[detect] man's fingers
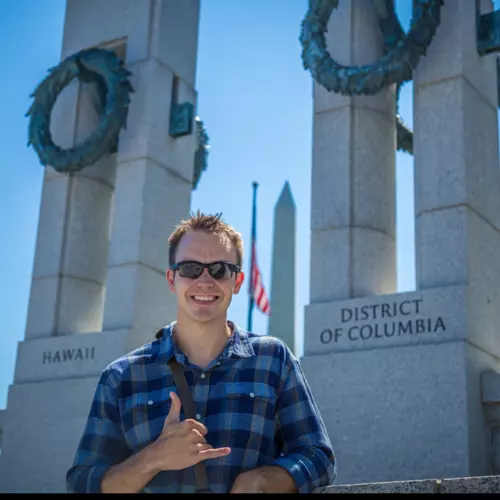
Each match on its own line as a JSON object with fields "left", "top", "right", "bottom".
{"left": 188, "top": 428, "right": 207, "bottom": 444}
{"left": 181, "top": 419, "right": 208, "bottom": 436}
{"left": 192, "top": 442, "right": 212, "bottom": 453}
{"left": 198, "top": 447, "right": 232, "bottom": 460}
{"left": 164, "top": 392, "right": 182, "bottom": 426}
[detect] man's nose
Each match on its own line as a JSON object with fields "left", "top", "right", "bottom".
{"left": 196, "top": 268, "right": 214, "bottom": 283}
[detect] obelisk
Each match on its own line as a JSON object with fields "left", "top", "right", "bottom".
{"left": 268, "top": 181, "right": 296, "bottom": 354}
{"left": 0, "top": 0, "right": 200, "bottom": 492}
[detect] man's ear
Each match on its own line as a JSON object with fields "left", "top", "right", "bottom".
{"left": 166, "top": 269, "right": 176, "bottom": 292}
{"left": 232, "top": 271, "right": 245, "bottom": 295}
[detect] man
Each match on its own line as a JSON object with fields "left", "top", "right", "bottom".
{"left": 67, "top": 212, "right": 336, "bottom": 493}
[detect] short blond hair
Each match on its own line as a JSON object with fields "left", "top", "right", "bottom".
{"left": 168, "top": 211, "right": 244, "bottom": 267}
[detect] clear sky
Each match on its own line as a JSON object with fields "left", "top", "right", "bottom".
{"left": 1, "top": 0, "right": 483, "bottom": 409}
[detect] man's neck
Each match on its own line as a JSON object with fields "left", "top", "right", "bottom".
{"left": 173, "top": 315, "right": 232, "bottom": 369}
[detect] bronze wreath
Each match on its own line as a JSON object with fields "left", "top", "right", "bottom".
{"left": 300, "top": 0, "right": 443, "bottom": 96}
{"left": 26, "top": 48, "right": 133, "bottom": 172}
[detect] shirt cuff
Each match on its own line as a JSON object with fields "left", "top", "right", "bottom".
{"left": 272, "top": 454, "right": 313, "bottom": 494}
{"left": 67, "top": 464, "right": 112, "bottom": 493}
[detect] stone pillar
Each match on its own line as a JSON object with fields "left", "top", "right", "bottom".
{"left": 0, "top": 0, "right": 200, "bottom": 492}
{"left": 268, "top": 181, "right": 296, "bottom": 354}
{"left": 25, "top": 67, "right": 116, "bottom": 339}
{"left": 102, "top": 0, "right": 200, "bottom": 351}
{"left": 414, "top": 0, "right": 500, "bottom": 356}
{"left": 310, "top": 0, "right": 396, "bottom": 304}
{"left": 413, "top": 0, "right": 500, "bottom": 475}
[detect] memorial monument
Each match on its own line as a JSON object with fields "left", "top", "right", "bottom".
{"left": 268, "top": 181, "right": 297, "bottom": 354}
{"left": 300, "top": 0, "right": 500, "bottom": 485}
{"left": 0, "top": 0, "right": 202, "bottom": 492}
{"left": 5, "top": 0, "right": 500, "bottom": 493}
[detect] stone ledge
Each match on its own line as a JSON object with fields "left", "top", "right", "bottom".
{"left": 314, "top": 475, "right": 500, "bottom": 493}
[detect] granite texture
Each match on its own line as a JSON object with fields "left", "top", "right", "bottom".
{"left": 414, "top": 77, "right": 500, "bottom": 230}
{"left": 310, "top": 0, "right": 396, "bottom": 302}
{"left": 103, "top": 262, "right": 178, "bottom": 352}
{"left": 61, "top": 0, "right": 153, "bottom": 65}
{"left": 0, "top": 377, "right": 103, "bottom": 493}
{"left": 413, "top": 0, "right": 497, "bottom": 110}
{"left": 115, "top": 59, "right": 197, "bottom": 182}
{"left": 153, "top": 0, "right": 200, "bottom": 85}
{"left": 24, "top": 277, "right": 59, "bottom": 339}
{"left": 314, "top": 476, "right": 500, "bottom": 493}
{"left": 61, "top": 175, "right": 113, "bottom": 285}
{"left": 482, "top": 372, "right": 500, "bottom": 404}
{"left": 315, "top": 479, "right": 438, "bottom": 493}
{"left": 31, "top": 176, "right": 70, "bottom": 280}
{"left": 304, "top": 285, "right": 467, "bottom": 356}
{"left": 414, "top": 0, "right": 500, "bottom": 300}
{"left": 13, "top": 330, "right": 127, "bottom": 383}
{"left": 56, "top": 277, "right": 104, "bottom": 334}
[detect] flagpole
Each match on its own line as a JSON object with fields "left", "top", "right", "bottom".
{"left": 247, "top": 181, "right": 258, "bottom": 332}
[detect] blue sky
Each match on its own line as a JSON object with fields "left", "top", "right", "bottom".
{"left": 0, "top": 0, "right": 478, "bottom": 409}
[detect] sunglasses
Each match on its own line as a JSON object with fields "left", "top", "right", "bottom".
{"left": 170, "top": 261, "right": 241, "bottom": 280}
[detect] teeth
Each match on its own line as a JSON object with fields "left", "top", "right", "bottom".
{"left": 193, "top": 296, "right": 216, "bottom": 302}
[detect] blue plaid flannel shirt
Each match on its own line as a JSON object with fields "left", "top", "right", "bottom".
{"left": 66, "top": 322, "right": 336, "bottom": 493}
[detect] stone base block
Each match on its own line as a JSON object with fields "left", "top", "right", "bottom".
{"left": 13, "top": 329, "right": 127, "bottom": 383}
{"left": 315, "top": 475, "right": 500, "bottom": 493}
{"left": 0, "top": 377, "right": 102, "bottom": 493}
{"left": 301, "top": 339, "right": 500, "bottom": 485}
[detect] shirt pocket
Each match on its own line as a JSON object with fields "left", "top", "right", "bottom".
{"left": 224, "top": 382, "right": 276, "bottom": 434}
{"left": 120, "top": 389, "right": 175, "bottom": 452}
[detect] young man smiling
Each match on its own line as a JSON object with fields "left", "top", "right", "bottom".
{"left": 67, "top": 212, "right": 336, "bottom": 493}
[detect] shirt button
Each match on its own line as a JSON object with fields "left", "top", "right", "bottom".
{"left": 196, "top": 413, "right": 202, "bottom": 420}
{"left": 148, "top": 400, "right": 154, "bottom": 406}
{"left": 250, "top": 393, "right": 255, "bottom": 398}
{"left": 200, "top": 373, "right": 206, "bottom": 379}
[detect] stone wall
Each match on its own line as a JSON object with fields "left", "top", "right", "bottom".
{"left": 315, "top": 475, "right": 500, "bottom": 493}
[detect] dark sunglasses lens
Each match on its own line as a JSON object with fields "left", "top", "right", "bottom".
{"left": 209, "top": 262, "right": 232, "bottom": 279}
{"left": 178, "top": 262, "right": 203, "bottom": 278}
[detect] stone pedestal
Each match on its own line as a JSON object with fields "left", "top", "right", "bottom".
{"left": 302, "top": 0, "right": 500, "bottom": 485}
{"left": 0, "top": 0, "right": 200, "bottom": 492}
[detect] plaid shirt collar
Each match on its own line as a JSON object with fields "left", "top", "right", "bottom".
{"left": 157, "top": 321, "right": 255, "bottom": 367}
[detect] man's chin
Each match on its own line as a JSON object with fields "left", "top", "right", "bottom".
{"left": 187, "top": 309, "right": 221, "bottom": 323}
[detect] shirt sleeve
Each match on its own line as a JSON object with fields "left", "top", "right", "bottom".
{"left": 66, "top": 368, "right": 130, "bottom": 493}
{"left": 272, "top": 357, "right": 337, "bottom": 493}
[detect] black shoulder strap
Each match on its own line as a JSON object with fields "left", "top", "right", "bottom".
{"left": 167, "top": 358, "right": 210, "bottom": 494}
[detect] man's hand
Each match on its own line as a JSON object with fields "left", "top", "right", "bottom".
{"left": 147, "top": 392, "right": 231, "bottom": 473}
{"left": 101, "top": 392, "right": 230, "bottom": 493}
{"left": 230, "top": 466, "right": 297, "bottom": 493}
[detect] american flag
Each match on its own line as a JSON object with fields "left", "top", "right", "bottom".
{"left": 250, "top": 242, "right": 271, "bottom": 315}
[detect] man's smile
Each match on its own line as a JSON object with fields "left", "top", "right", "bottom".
{"left": 191, "top": 295, "right": 219, "bottom": 304}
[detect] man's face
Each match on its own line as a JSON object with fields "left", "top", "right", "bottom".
{"left": 166, "top": 230, "right": 245, "bottom": 323}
